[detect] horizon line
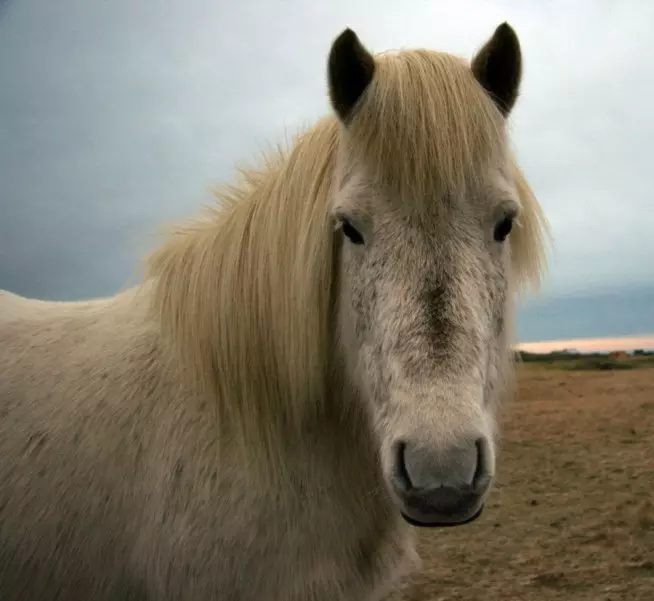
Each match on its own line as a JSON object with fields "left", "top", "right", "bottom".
{"left": 516, "top": 333, "right": 654, "bottom": 354}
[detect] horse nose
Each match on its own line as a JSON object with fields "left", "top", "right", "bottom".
{"left": 390, "top": 437, "right": 492, "bottom": 526}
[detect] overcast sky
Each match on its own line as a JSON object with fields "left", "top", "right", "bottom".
{"left": 1, "top": 0, "right": 652, "bottom": 342}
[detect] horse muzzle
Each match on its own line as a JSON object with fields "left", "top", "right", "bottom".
{"left": 388, "top": 436, "right": 493, "bottom": 528}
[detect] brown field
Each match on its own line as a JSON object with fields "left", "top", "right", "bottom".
{"left": 390, "top": 362, "right": 654, "bottom": 601}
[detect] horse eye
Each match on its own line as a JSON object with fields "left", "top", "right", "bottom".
{"left": 341, "top": 219, "right": 364, "bottom": 245}
{"left": 493, "top": 215, "right": 514, "bottom": 243}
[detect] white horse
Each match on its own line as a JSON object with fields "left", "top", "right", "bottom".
{"left": 0, "top": 22, "right": 548, "bottom": 601}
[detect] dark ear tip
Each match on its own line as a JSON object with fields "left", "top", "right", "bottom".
{"left": 336, "top": 27, "right": 357, "bottom": 43}
{"left": 493, "top": 22, "right": 520, "bottom": 49}
{"left": 496, "top": 21, "right": 513, "bottom": 34}
{"left": 329, "top": 28, "right": 365, "bottom": 65}
{"left": 330, "top": 28, "right": 359, "bottom": 57}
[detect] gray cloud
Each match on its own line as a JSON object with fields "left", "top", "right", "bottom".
{"left": 1, "top": 0, "right": 652, "bottom": 339}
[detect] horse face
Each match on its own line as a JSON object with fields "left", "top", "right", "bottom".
{"left": 328, "top": 25, "right": 524, "bottom": 527}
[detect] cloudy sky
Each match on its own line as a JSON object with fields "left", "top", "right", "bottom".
{"left": 1, "top": 0, "right": 652, "bottom": 343}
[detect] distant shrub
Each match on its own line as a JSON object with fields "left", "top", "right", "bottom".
{"left": 517, "top": 350, "right": 597, "bottom": 364}
{"left": 565, "top": 357, "right": 635, "bottom": 371}
{"left": 517, "top": 351, "right": 559, "bottom": 363}
{"left": 516, "top": 350, "right": 654, "bottom": 370}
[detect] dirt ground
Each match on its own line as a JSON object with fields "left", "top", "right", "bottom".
{"left": 390, "top": 364, "right": 654, "bottom": 601}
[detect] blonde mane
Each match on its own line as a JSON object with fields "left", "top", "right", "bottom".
{"left": 145, "top": 48, "right": 548, "bottom": 449}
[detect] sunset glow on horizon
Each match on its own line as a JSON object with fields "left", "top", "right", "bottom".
{"left": 516, "top": 334, "right": 654, "bottom": 354}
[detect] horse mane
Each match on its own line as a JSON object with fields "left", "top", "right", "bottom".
{"left": 146, "top": 119, "right": 341, "bottom": 451}
{"left": 144, "top": 47, "right": 548, "bottom": 450}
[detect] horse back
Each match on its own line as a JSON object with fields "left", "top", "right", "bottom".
{"left": 0, "top": 288, "right": 160, "bottom": 600}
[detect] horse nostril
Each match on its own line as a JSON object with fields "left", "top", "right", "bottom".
{"left": 472, "top": 437, "right": 492, "bottom": 493}
{"left": 393, "top": 441, "right": 413, "bottom": 492}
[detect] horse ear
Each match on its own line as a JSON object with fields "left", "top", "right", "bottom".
{"left": 471, "top": 22, "right": 522, "bottom": 116}
{"left": 328, "top": 28, "right": 376, "bottom": 123}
